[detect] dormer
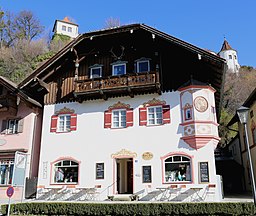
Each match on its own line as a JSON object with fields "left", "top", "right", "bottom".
{"left": 52, "top": 17, "right": 79, "bottom": 39}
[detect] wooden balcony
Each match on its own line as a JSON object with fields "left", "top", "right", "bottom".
{"left": 0, "top": 94, "right": 17, "bottom": 113}
{"left": 74, "top": 71, "right": 161, "bottom": 99}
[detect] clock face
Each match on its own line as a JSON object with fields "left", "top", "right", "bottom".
{"left": 194, "top": 96, "right": 208, "bottom": 112}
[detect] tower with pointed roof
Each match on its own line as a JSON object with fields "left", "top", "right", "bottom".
{"left": 52, "top": 17, "right": 79, "bottom": 39}
{"left": 218, "top": 39, "right": 240, "bottom": 73}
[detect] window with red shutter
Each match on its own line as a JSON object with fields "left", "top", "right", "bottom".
{"left": 163, "top": 105, "right": 171, "bottom": 124}
{"left": 50, "top": 115, "right": 58, "bottom": 132}
{"left": 139, "top": 107, "right": 147, "bottom": 126}
{"left": 70, "top": 114, "right": 77, "bottom": 131}
{"left": 126, "top": 108, "right": 133, "bottom": 127}
{"left": 104, "top": 110, "right": 112, "bottom": 128}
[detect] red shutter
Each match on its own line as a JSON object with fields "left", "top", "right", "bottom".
{"left": 50, "top": 115, "right": 58, "bottom": 132}
{"left": 139, "top": 107, "right": 147, "bottom": 126}
{"left": 126, "top": 108, "right": 133, "bottom": 127}
{"left": 104, "top": 110, "right": 112, "bottom": 128}
{"left": 70, "top": 114, "right": 77, "bottom": 131}
{"left": 163, "top": 105, "right": 171, "bottom": 124}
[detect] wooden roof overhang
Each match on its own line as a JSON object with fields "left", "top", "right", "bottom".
{"left": 19, "top": 24, "right": 226, "bottom": 118}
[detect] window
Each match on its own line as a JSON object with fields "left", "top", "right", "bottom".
{"left": 139, "top": 100, "right": 170, "bottom": 126}
{"left": 54, "top": 160, "right": 78, "bottom": 183}
{"left": 89, "top": 64, "right": 103, "bottom": 78}
{"left": 147, "top": 106, "right": 163, "bottom": 125}
{"left": 229, "top": 55, "right": 232, "bottom": 59}
{"left": 111, "top": 61, "right": 127, "bottom": 76}
{"left": 1, "top": 119, "right": 24, "bottom": 134}
{"left": 96, "top": 163, "right": 104, "bottom": 179}
{"left": 185, "top": 108, "right": 192, "bottom": 120}
{"left": 62, "top": 25, "right": 66, "bottom": 31}
{"left": 0, "top": 159, "right": 14, "bottom": 185}
{"left": 68, "top": 27, "right": 72, "bottom": 32}
{"left": 234, "top": 55, "right": 237, "bottom": 59}
{"left": 50, "top": 110, "right": 77, "bottom": 133}
{"left": 136, "top": 58, "right": 150, "bottom": 72}
{"left": 104, "top": 102, "right": 133, "bottom": 129}
{"left": 164, "top": 155, "right": 191, "bottom": 183}
{"left": 58, "top": 115, "right": 71, "bottom": 132}
{"left": 112, "top": 109, "right": 126, "bottom": 128}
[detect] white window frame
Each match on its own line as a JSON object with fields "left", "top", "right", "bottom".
{"left": 112, "top": 109, "right": 126, "bottom": 128}
{"left": 57, "top": 114, "right": 71, "bottom": 132}
{"left": 7, "top": 119, "right": 19, "bottom": 134}
{"left": 147, "top": 106, "right": 163, "bottom": 125}
{"left": 53, "top": 160, "right": 79, "bottom": 184}
{"left": 164, "top": 155, "right": 191, "bottom": 183}
{"left": 62, "top": 25, "right": 66, "bottom": 31}
{"left": 136, "top": 60, "right": 150, "bottom": 72}
{"left": 68, "top": 27, "right": 72, "bottom": 32}
{"left": 89, "top": 65, "right": 102, "bottom": 79}
{"left": 112, "top": 62, "right": 127, "bottom": 76}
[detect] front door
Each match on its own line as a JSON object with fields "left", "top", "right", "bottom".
{"left": 116, "top": 158, "right": 133, "bottom": 194}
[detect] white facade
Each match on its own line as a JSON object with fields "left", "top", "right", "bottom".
{"left": 37, "top": 87, "right": 222, "bottom": 202}
{"left": 53, "top": 18, "right": 79, "bottom": 39}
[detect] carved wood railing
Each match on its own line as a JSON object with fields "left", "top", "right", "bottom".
{"left": 74, "top": 71, "right": 159, "bottom": 94}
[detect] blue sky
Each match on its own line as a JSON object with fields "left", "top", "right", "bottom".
{"left": 1, "top": 0, "right": 255, "bottom": 67}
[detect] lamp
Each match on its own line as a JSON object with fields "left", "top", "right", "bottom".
{"left": 237, "top": 106, "right": 256, "bottom": 205}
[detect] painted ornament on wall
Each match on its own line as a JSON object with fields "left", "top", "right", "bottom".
{"left": 142, "top": 152, "right": 153, "bottom": 160}
{"left": 194, "top": 96, "right": 208, "bottom": 112}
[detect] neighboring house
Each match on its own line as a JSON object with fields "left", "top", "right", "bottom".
{"left": 227, "top": 87, "right": 256, "bottom": 192}
{"left": 52, "top": 16, "right": 79, "bottom": 39}
{"left": 0, "top": 76, "right": 42, "bottom": 200}
{"left": 19, "top": 23, "right": 226, "bottom": 202}
{"left": 218, "top": 39, "right": 240, "bottom": 74}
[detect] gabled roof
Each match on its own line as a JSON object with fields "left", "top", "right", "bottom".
{"left": 20, "top": 23, "right": 226, "bottom": 88}
{"left": 0, "top": 76, "right": 41, "bottom": 107}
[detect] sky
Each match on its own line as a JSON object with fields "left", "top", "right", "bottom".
{"left": 1, "top": 0, "right": 255, "bottom": 67}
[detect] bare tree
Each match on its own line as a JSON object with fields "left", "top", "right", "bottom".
{"left": 104, "top": 17, "right": 121, "bottom": 29}
{"left": 14, "top": 10, "right": 44, "bottom": 42}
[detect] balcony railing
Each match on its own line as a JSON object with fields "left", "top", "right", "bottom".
{"left": 74, "top": 71, "right": 160, "bottom": 95}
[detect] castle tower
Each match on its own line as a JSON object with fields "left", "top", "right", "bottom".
{"left": 52, "top": 17, "right": 79, "bottom": 39}
{"left": 218, "top": 39, "right": 240, "bottom": 73}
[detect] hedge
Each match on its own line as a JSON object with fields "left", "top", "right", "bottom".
{"left": 1, "top": 202, "right": 255, "bottom": 216}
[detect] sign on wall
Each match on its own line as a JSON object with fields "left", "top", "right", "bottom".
{"left": 199, "top": 161, "right": 209, "bottom": 183}
{"left": 142, "top": 166, "right": 152, "bottom": 183}
{"left": 12, "top": 151, "right": 28, "bottom": 186}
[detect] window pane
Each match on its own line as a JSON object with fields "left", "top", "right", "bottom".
{"left": 173, "top": 156, "right": 181, "bottom": 162}
{"left": 156, "top": 119, "right": 163, "bottom": 124}
{"left": 138, "top": 61, "right": 149, "bottom": 72}
{"left": 91, "top": 68, "right": 101, "bottom": 78}
{"left": 63, "top": 160, "right": 70, "bottom": 166}
{"left": 113, "top": 65, "right": 125, "bottom": 75}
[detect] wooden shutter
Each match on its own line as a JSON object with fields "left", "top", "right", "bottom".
{"left": 50, "top": 115, "right": 58, "bottom": 132}
{"left": 163, "top": 105, "right": 171, "bottom": 124}
{"left": 70, "top": 114, "right": 77, "bottom": 131}
{"left": 104, "top": 110, "right": 112, "bottom": 128}
{"left": 139, "top": 107, "right": 147, "bottom": 126}
{"left": 126, "top": 108, "right": 133, "bottom": 127}
{"left": 1, "top": 120, "right": 7, "bottom": 134}
{"left": 17, "top": 118, "right": 24, "bottom": 133}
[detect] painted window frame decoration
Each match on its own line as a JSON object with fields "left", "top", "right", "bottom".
{"left": 139, "top": 98, "right": 170, "bottom": 126}
{"left": 111, "top": 60, "right": 127, "bottom": 76}
{"left": 104, "top": 101, "right": 133, "bottom": 129}
{"left": 1, "top": 118, "right": 24, "bottom": 134}
{"left": 0, "top": 159, "right": 14, "bottom": 185}
{"left": 89, "top": 64, "right": 103, "bottom": 79}
{"left": 135, "top": 57, "right": 151, "bottom": 73}
{"left": 52, "top": 159, "right": 79, "bottom": 184}
{"left": 50, "top": 107, "right": 77, "bottom": 133}
{"left": 161, "top": 153, "right": 192, "bottom": 183}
